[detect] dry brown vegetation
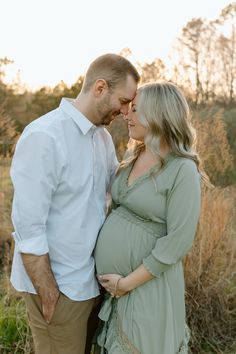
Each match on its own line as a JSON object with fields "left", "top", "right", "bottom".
{"left": 0, "top": 158, "right": 13, "bottom": 262}
{"left": 193, "top": 109, "right": 234, "bottom": 186}
{"left": 0, "top": 109, "right": 235, "bottom": 353}
{"left": 185, "top": 186, "right": 236, "bottom": 353}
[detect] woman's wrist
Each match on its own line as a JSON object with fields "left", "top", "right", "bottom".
{"left": 118, "top": 265, "right": 155, "bottom": 294}
{"left": 118, "top": 276, "right": 133, "bottom": 293}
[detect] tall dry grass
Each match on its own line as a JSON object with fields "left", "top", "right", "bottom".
{"left": 0, "top": 109, "right": 18, "bottom": 158}
{"left": 0, "top": 159, "right": 13, "bottom": 270}
{"left": 0, "top": 108, "right": 235, "bottom": 353}
{"left": 187, "top": 109, "right": 236, "bottom": 353}
{"left": 193, "top": 109, "right": 234, "bottom": 186}
{"left": 185, "top": 186, "right": 236, "bottom": 353}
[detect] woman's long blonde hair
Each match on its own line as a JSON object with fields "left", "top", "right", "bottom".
{"left": 120, "top": 81, "right": 210, "bottom": 184}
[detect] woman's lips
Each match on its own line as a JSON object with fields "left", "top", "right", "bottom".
{"left": 128, "top": 124, "right": 135, "bottom": 129}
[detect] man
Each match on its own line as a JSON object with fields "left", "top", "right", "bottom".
{"left": 10, "top": 53, "right": 140, "bottom": 354}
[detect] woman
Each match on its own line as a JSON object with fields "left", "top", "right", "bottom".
{"left": 94, "top": 82, "right": 202, "bottom": 354}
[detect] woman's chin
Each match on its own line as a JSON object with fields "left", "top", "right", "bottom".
{"left": 129, "top": 134, "right": 144, "bottom": 142}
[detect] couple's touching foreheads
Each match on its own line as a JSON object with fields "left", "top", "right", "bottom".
{"left": 10, "top": 53, "right": 204, "bottom": 354}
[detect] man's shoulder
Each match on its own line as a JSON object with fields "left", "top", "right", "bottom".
{"left": 23, "top": 108, "right": 64, "bottom": 137}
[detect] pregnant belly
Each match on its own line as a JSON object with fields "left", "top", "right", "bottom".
{"left": 94, "top": 209, "right": 157, "bottom": 276}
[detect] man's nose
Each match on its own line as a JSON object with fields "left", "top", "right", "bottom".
{"left": 120, "top": 105, "right": 129, "bottom": 116}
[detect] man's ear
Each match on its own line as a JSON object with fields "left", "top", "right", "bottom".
{"left": 93, "top": 79, "right": 108, "bottom": 97}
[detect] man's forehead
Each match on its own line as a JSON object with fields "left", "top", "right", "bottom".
{"left": 120, "top": 95, "right": 134, "bottom": 103}
{"left": 133, "top": 91, "right": 138, "bottom": 100}
{"left": 121, "top": 89, "right": 138, "bottom": 102}
{"left": 116, "top": 75, "right": 137, "bottom": 98}
{"left": 130, "top": 90, "right": 138, "bottom": 102}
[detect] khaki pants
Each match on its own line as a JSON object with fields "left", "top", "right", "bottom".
{"left": 23, "top": 292, "right": 101, "bottom": 354}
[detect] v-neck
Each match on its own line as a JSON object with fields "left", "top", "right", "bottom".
{"left": 126, "top": 160, "right": 156, "bottom": 189}
{"left": 124, "top": 152, "right": 176, "bottom": 190}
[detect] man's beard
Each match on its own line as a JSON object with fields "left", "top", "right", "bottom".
{"left": 97, "top": 95, "right": 120, "bottom": 126}
{"left": 100, "top": 112, "right": 119, "bottom": 126}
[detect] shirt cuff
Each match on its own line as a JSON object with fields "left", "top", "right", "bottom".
{"left": 12, "top": 232, "right": 49, "bottom": 255}
{"left": 143, "top": 254, "right": 172, "bottom": 277}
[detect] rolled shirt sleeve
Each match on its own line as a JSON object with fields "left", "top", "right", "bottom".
{"left": 10, "top": 130, "right": 62, "bottom": 255}
{"left": 143, "top": 160, "right": 201, "bottom": 277}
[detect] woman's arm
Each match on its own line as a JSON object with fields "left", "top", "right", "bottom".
{"left": 100, "top": 160, "right": 201, "bottom": 297}
{"left": 99, "top": 264, "right": 154, "bottom": 297}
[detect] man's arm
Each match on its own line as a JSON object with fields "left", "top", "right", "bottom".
{"left": 11, "top": 131, "right": 64, "bottom": 322}
{"left": 22, "top": 253, "right": 60, "bottom": 323}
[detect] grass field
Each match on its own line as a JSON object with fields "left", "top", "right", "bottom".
{"left": 0, "top": 158, "right": 235, "bottom": 354}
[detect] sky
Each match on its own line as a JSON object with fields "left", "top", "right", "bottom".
{"left": 0, "top": 0, "right": 233, "bottom": 90}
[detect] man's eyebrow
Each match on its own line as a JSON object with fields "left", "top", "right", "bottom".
{"left": 120, "top": 98, "right": 132, "bottom": 103}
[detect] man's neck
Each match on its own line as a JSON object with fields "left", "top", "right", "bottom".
{"left": 73, "top": 94, "right": 97, "bottom": 125}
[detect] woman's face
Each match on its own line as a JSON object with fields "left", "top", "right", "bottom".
{"left": 125, "top": 94, "right": 147, "bottom": 141}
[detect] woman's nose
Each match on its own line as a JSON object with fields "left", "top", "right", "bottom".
{"left": 122, "top": 112, "right": 130, "bottom": 121}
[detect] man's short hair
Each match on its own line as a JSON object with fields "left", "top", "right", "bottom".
{"left": 82, "top": 53, "right": 140, "bottom": 92}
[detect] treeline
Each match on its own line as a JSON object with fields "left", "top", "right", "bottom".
{"left": 0, "top": 5, "right": 236, "bottom": 353}
{"left": 0, "top": 3, "right": 236, "bottom": 184}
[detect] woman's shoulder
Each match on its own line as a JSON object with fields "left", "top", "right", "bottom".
{"left": 170, "top": 156, "right": 200, "bottom": 186}
{"left": 173, "top": 155, "right": 197, "bottom": 169}
{"left": 162, "top": 154, "right": 199, "bottom": 182}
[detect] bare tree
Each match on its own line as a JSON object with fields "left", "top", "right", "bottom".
{"left": 119, "top": 48, "right": 132, "bottom": 59}
{"left": 138, "top": 58, "right": 166, "bottom": 84}
{"left": 177, "top": 18, "right": 209, "bottom": 106}
{"left": 217, "top": 3, "right": 236, "bottom": 104}
{"left": 0, "top": 57, "right": 13, "bottom": 81}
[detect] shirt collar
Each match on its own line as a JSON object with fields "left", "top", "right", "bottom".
{"left": 59, "top": 98, "right": 95, "bottom": 135}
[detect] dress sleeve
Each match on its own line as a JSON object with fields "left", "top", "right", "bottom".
{"left": 10, "top": 131, "right": 63, "bottom": 255}
{"left": 143, "top": 160, "right": 201, "bottom": 277}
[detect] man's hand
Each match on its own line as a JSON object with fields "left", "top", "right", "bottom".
{"left": 21, "top": 253, "right": 60, "bottom": 323}
{"left": 41, "top": 287, "right": 60, "bottom": 323}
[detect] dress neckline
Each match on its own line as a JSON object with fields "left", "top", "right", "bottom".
{"left": 125, "top": 152, "right": 176, "bottom": 190}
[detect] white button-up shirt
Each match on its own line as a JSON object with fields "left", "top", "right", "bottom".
{"left": 10, "top": 98, "right": 118, "bottom": 300}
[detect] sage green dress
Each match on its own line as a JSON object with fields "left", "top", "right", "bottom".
{"left": 95, "top": 153, "right": 201, "bottom": 354}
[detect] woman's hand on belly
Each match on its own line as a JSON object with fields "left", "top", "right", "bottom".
{"left": 98, "top": 264, "right": 155, "bottom": 298}
{"left": 98, "top": 273, "right": 128, "bottom": 298}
